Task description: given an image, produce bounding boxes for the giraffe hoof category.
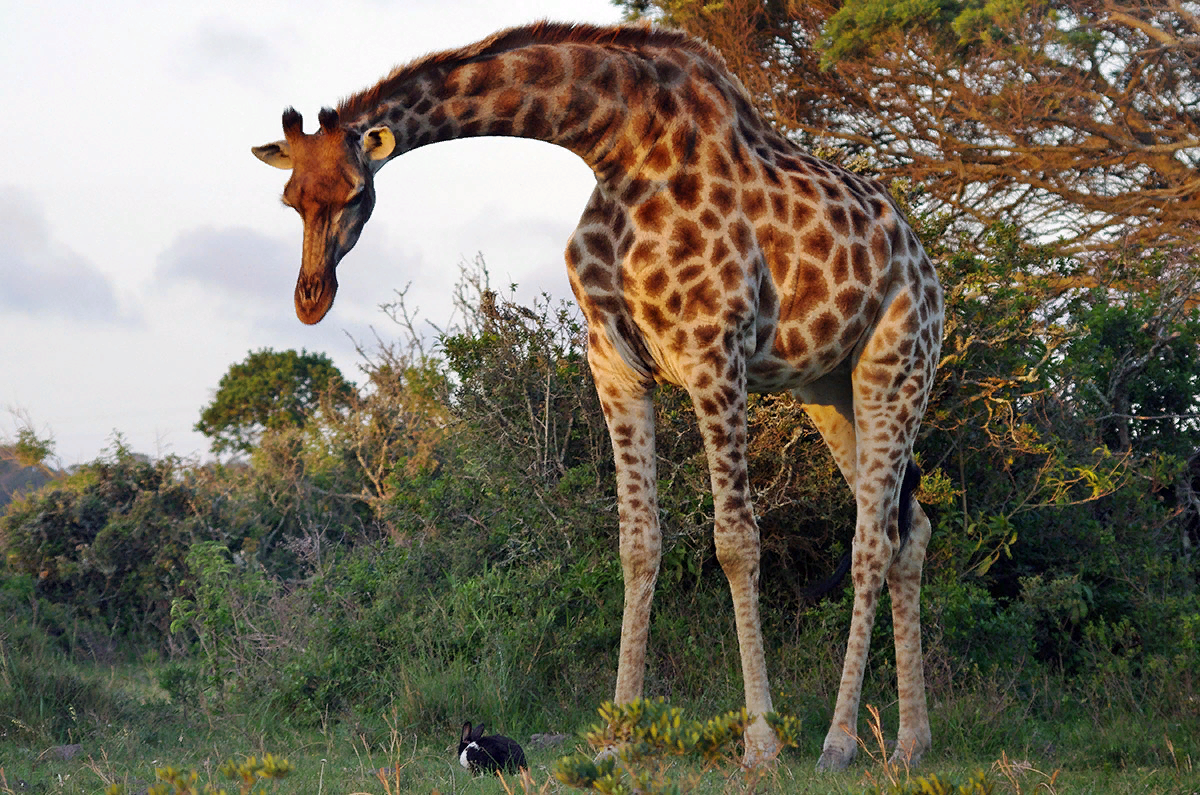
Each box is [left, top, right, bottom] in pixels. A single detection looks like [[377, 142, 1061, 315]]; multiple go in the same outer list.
[[888, 747, 925, 769], [815, 744, 856, 772], [742, 743, 780, 769], [888, 735, 930, 768]]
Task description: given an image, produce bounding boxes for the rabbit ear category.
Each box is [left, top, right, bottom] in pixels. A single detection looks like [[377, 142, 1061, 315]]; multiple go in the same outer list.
[[461, 722, 474, 744], [472, 723, 486, 741]]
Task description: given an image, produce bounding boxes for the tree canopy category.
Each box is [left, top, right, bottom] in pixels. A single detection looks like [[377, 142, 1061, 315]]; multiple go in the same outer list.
[[623, 0, 1200, 258], [195, 348, 353, 455]]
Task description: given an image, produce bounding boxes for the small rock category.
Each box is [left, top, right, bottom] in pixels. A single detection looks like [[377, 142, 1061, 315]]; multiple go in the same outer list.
[[51, 744, 84, 761], [528, 732, 569, 750]]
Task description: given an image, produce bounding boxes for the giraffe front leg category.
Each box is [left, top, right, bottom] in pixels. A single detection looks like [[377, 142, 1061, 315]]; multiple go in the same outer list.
[[716, 523, 779, 768], [692, 361, 779, 767], [601, 389, 661, 706]]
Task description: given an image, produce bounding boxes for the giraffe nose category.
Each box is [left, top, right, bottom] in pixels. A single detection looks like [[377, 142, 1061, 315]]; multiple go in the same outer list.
[[295, 269, 337, 324]]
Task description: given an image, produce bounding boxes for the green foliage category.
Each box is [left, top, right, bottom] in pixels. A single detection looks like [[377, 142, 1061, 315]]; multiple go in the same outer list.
[[167, 541, 275, 706], [10, 424, 57, 473], [911, 218, 1199, 692], [930, 225, 1092, 485], [440, 271, 608, 488], [864, 771, 995, 795], [105, 754, 291, 795], [195, 348, 353, 455], [172, 533, 623, 730], [821, 0, 1033, 64], [0, 439, 215, 637], [554, 699, 802, 794], [1062, 272, 1200, 455]]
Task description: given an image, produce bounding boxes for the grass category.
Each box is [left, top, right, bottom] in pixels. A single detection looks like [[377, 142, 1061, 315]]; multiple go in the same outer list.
[[4, 726, 1196, 795], [2, 597, 1196, 795], [0, 657, 1196, 795]]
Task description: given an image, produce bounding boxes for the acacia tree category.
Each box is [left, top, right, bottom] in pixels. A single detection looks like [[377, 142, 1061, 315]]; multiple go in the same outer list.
[[196, 348, 353, 455], [623, 0, 1200, 256]]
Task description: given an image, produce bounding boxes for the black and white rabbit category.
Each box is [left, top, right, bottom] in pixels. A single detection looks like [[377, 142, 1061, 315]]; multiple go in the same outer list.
[[458, 721, 527, 775]]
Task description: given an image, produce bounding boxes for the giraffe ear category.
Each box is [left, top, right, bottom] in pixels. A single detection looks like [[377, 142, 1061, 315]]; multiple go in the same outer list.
[[252, 140, 293, 170], [361, 126, 395, 161]]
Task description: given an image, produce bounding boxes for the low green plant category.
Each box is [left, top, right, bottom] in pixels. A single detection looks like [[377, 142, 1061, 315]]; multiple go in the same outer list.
[[553, 699, 803, 794], [864, 772, 995, 795], [854, 704, 1001, 795], [0, 578, 142, 747], [104, 754, 291, 795]]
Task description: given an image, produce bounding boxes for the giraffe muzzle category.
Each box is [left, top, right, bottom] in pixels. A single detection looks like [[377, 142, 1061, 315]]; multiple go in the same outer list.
[[294, 267, 338, 325]]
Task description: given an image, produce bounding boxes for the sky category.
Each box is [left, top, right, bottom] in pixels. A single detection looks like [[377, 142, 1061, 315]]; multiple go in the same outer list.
[[0, 0, 626, 466]]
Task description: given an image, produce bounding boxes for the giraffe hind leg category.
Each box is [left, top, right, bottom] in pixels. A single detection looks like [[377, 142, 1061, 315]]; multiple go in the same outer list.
[[803, 460, 920, 602], [886, 498, 932, 766], [797, 363, 932, 772]]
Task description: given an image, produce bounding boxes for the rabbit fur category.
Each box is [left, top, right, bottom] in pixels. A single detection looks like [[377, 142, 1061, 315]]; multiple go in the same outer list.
[[458, 721, 527, 775]]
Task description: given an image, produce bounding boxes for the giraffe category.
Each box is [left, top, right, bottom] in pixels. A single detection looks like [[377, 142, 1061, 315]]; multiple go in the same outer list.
[[252, 21, 943, 771]]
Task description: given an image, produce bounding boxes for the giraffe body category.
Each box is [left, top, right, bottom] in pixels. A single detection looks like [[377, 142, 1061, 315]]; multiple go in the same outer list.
[[253, 22, 943, 770]]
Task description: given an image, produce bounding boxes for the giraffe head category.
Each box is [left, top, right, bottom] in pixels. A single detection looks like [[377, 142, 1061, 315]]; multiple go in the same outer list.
[[252, 107, 396, 324]]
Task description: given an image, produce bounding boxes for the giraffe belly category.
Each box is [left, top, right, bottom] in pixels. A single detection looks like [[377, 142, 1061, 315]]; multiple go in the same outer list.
[[746, 348, 841, 393], [742, 314, 855, 393], [623, 313, 849, 394]]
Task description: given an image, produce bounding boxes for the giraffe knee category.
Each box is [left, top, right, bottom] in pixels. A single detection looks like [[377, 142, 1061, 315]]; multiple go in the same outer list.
[[714, 529, 760, 580], [851, 550, 889, 595], [621, 535, 661, 575]]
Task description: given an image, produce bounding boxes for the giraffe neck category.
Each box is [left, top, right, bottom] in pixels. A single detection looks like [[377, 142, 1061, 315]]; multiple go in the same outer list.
[[336, 23, 746, 200]]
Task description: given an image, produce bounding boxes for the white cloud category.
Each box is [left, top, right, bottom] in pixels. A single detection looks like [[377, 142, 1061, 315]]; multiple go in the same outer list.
[[0, 187, 132, 324], [170, 17, 288, 85], [155, 225, 293, 301]]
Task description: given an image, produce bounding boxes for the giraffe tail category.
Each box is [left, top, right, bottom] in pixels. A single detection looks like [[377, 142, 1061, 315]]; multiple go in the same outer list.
[[897, 459, 922, 548], [802, 551, 852, 603], [802, 460, 922, 602]]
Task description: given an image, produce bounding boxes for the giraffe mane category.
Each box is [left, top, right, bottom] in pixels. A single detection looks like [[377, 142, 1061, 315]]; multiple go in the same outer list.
[[336, 21, 729, 124]]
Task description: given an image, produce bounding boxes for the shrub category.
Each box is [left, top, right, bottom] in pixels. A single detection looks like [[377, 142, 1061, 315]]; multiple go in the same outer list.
[[0, 441, 212, 639]]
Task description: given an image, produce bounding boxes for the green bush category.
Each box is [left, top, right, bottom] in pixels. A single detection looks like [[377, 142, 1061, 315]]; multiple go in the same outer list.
[[0, 441, 210, 639], [924, 578, 1035, 677]]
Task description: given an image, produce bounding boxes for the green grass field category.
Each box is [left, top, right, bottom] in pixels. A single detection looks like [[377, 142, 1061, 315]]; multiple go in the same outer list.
[[1, 657, 1195, 795]]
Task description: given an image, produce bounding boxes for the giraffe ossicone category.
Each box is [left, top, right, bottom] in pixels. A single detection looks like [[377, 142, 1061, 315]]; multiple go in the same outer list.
[[253, 21, 943, 771]]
